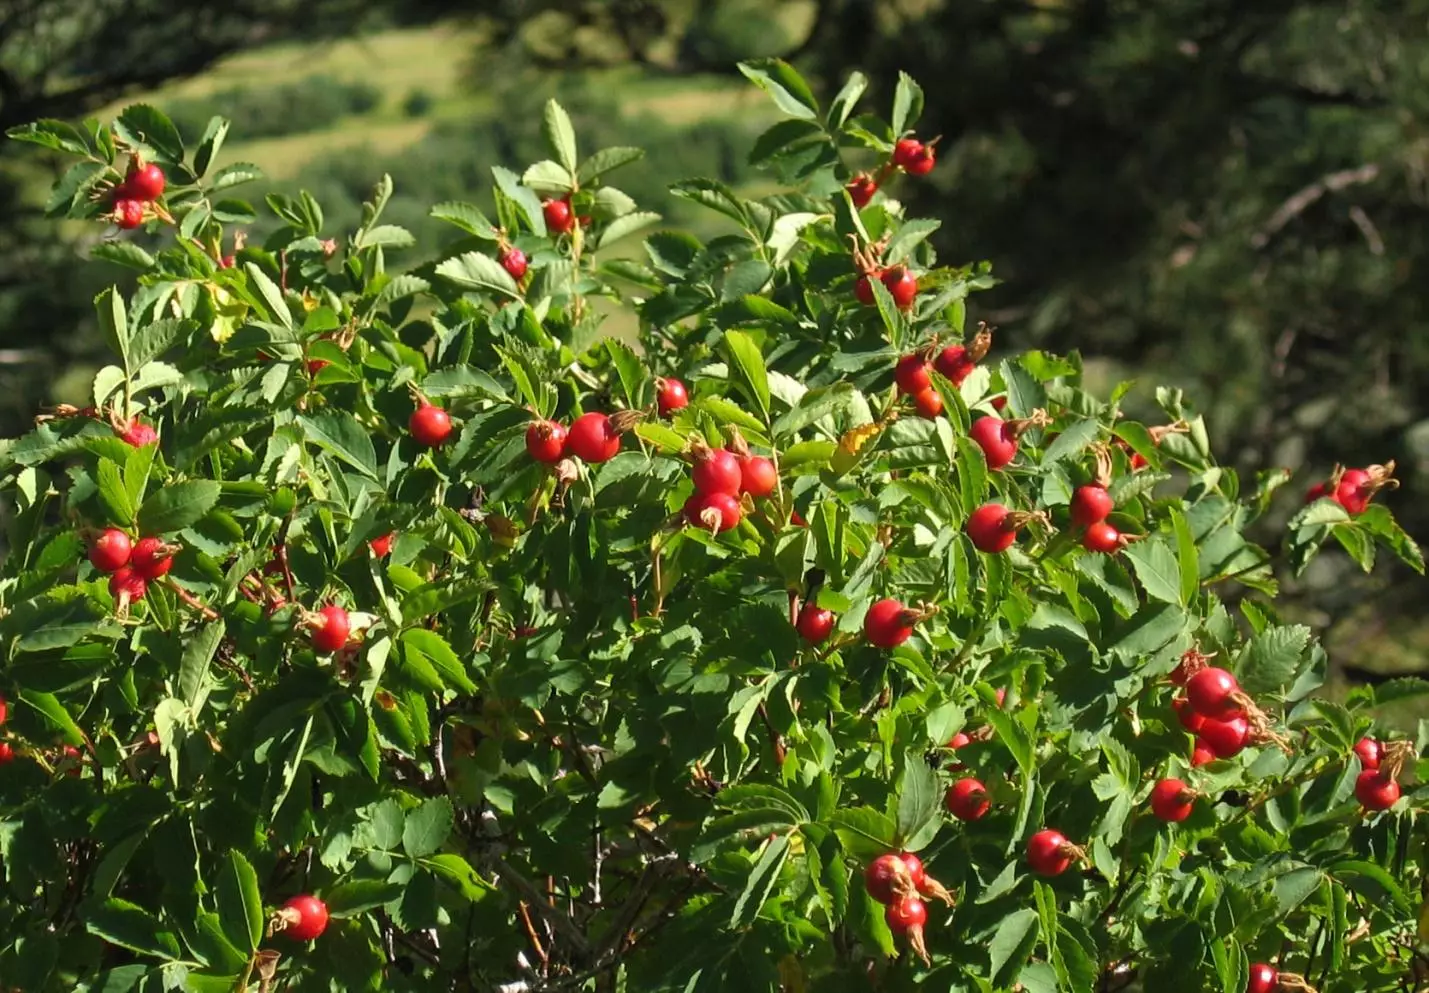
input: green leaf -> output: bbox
[245,262,291,328]
[324,878,404,917]
[721,330,770,419]
[1357,504,1425,573]
[436,251,520,298]
[1123,536,1184,605]
[422,365,510,402]
[96,458,136,526]
[828,808,897,861]
[95,287,128,368]
[739,59,820,121]
[894,751,940,848]
[84,898,181,959]
[492,165,546,236]
[179,619,225,715]
[403,796,455,859]
[884,219,941,265]
[127,319,193,371]
[90,241,156,272]
[6,119,90,154]
[297,411,378,479]
[1332,859,1413,915]
[401,577,491,626]
[114,104,184,162]
[597,211,661,249]
[578,146,644,185]
[1169,505,1199,605]
[891,72,925,135]
[217,851,263,951]
[137,480,221,534]
[354,224,416,250]
[730,835,790,927]
[194,116,230,178]
[827,71,869,129]
[400,628,477,694]
[19,690,86,744]
[604,338,646,409]
[989,908,1039,985]
[542,99,579,173]
[1238,624,1310,695]
[430,201,499,239]
[422,854,493,902]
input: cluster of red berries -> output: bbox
[0,694,11,765]
[851,235,918,312]
[526,411,630,466]
[109,156,166,230]
[88,527,178,609]
[681,437,777,534]
[890,328,995,420]
[845,133,938,209]
[541,196,589,235]
[863,851,952,962]
[1305,462,1397,515]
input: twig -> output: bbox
[165,579,220,621]
[1252,164,1380,248]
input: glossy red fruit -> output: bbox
[500,248,528,281]
[306,358,330,377]
[1354,737,1382,770]
[657,378,689,416]
[526,420,568,464]
[970,415,1018,469]
[89,529,133,573]
[0,742,13,764]
[127,163,166,201]
[114,199,145,229]
[311,605,351,654]
[854,274,876,306]
[1186,667,1243,720]
[1305,481,1328,504]
[934,345,975,385]
[409,403,453,447]
[1150,778,1195,822]
[108,567,147,603]
[1199,716,1250,759]
[965,503,1017,554]
[912,387,943,419]
[795,603,835,644]
[1335,468,1373,514]
[846,174,878,209]
[1356,769,1400,811]
[1082,522,1123,554]
[885,897,927,934]
[897,851,927,889]
[991,395,1008,411]
[865,598,916,648]
[369,533,395,558]
[739,456,777,498]
[892,138,924,169]
[130,536,173,580]
[683,492,741,533]
[1070,484,1114,527]
[881,266,917,311]
[1191,740,1216,767]
[0,694,7,726]
[946,778,991,821]
[894,354,932,395]
[1173,697,1206,734]
[948,731,971,750]
[1027,829,1075,877]
[863,853,908,904]
[118,419,158,447]
[566,412,621,463]
[543,198,575,234]
[906,145,936,176]
[1247,963,1278,993]
[281,894,330,942]
[692,448,743,497]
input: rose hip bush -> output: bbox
[3,61,1428,993]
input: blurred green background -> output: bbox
[3,0,1428,697]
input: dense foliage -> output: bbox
[2,59,1428,993]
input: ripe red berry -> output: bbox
[1356,769,1400,811]
[934,345,975,385]
[1173,697,1206,734]
[1082,521,1123,554]
[306,358,330,377]
[369,533,395,558]
[846,174,878,209]
[281,894,330,942]
[884,897,927,934]
[692,448,743,497]
[0,693,7,726]
[501,248,528,281]
[543,198,575,234]
[1305,481,1328,504]
[946,778,991,821]
[108,567,148,603]
[657,378,689,417]
[1070,484,1114,527]
[965,503,1017,554]
[1354,737,1382,770]
[739,455,777,498]
[1247,964,1278,993]
[1334,468,1373,515]
[1150,778,1196,822]
[854,273,877,305]
[118,419,158,447]
[409,403,453,447]
[1026,829,1075,877]
[126,163,166,202]
[113,199,145,229]
[894,354,932,395]
[897,851,927,888]
[795,602,835,644]
[1191,740,1216,767]
[526,420,568,464]
[970,415,1018,469]
[311,604,351,654]
[0,742,13,764]
[89,529,133,573]
[905,145,936,176]
[911,387,943,419]
[864,598,916,648]
[892,138,924,169]
[130,536,173,580]
[683,492,741,533]
[1199,715,1250,759]
[948,731,971,750]
[863,853,908,904]
[1186,667,1243,721]
[880,266,917,311]
[566,412,622,463]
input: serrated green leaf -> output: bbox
[137,480,221,534]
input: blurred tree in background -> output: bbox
[6,0,1429,674]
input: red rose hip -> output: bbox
[884,896,927,933]
[945,778,991,821]
[500,248,528,281]
[89,528,133,573]
[1070,484,1113,527]
[880,266,917,311]
[911,387,943,419]
[543,198,574,234]
[1082,521,1123,554]
[795,602,834,644]
[738,455,777,498]
[1198,716,1250,759]
[864,598,917,648]
[894,354,932,395]
[1356,769,1399,811]
[970,415,1018,469]
[965,503,1018,554]
[1247,964,1278,993]
[310,605,351,654]
[126,162,166,202]
[684,492,741,533]
[656,378,689,416]
[409,403,453,447]
[1354,737,1382,770]
[130,536,175,580]
[1149,778,1196,822]
[526,420,568,464]
[280,894,329,941]
[565,412,622,464]
[1027,829,1077,877]
[1185,667,1243,721]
